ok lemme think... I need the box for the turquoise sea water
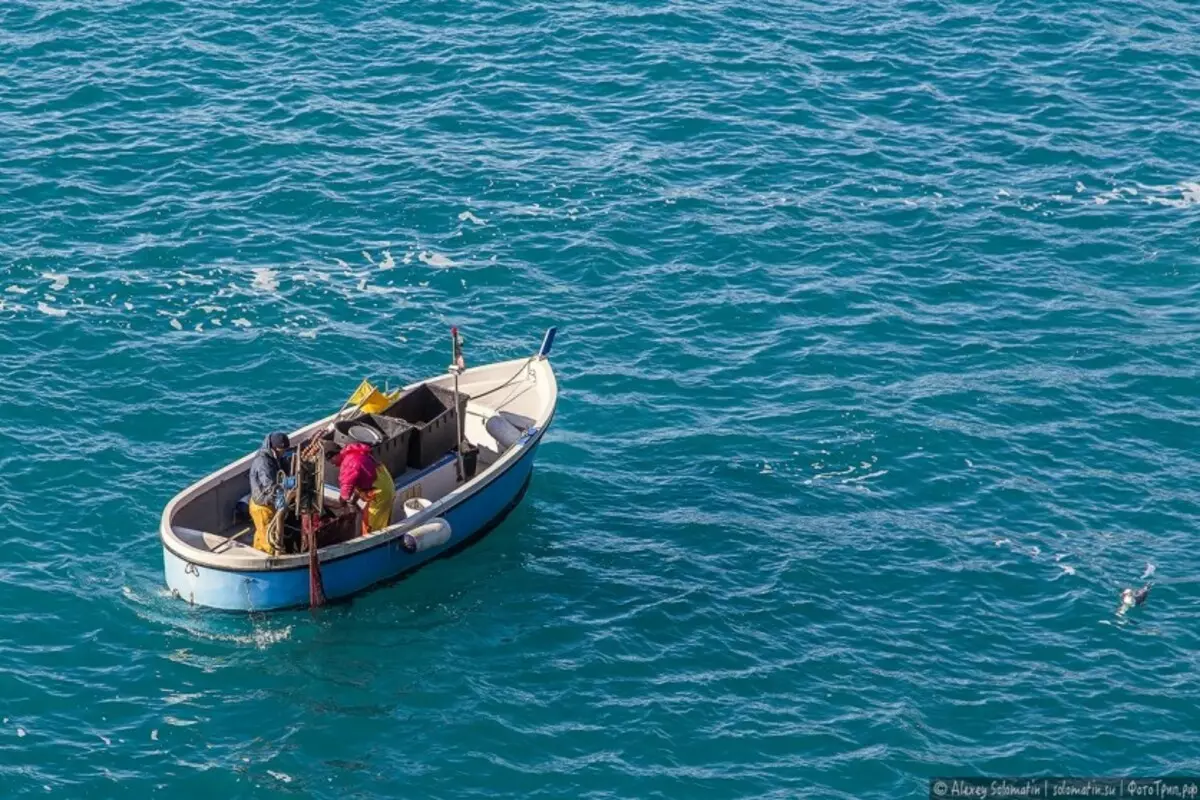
[2,0,1199,796]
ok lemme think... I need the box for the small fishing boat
[160,328,558,611]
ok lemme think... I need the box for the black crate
[365,414,413,477]
[332,417,384,447]
[381,383,469,469]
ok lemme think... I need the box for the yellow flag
[347,380,398,414]
[347,380,376,407]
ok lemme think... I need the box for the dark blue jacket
[249,435,289,507]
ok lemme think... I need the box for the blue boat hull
[163,437,541,611]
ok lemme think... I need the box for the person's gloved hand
[283,477,297,491]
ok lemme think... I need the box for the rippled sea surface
[2,0,1199,796]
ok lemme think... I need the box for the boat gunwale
[159,356,556,573]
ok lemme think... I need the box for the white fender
[486,414,524,451]
[401,519,452,554]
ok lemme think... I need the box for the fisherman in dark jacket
[249,432,293,554]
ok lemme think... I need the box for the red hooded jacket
[332,442,378,501]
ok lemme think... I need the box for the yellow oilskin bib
[250,502,277,554]
[363,464,395,534]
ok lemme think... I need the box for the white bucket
[403,497,432,519]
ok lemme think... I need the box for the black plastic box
[380,383,469,469]
[365,414,414,477]
[332,417,383,447]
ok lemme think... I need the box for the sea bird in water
[1117,585,1150,616]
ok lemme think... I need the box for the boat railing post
[450,327,465,483]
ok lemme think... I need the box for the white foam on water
[253,626,293,647]
[37,302,67,317]
[356,278,368,291]
[1075,181,1085,193]
[43,272,69,291]
[5,285,30,294]
[1050,194,1073,202]
[232,318,252,328]
[361,250,375,265]
[1137,181,1200,208]
[843,469,888,484]
[1141,562,1156,580]
[17,728,26,738]
[268,771,293,784]
[170,319,183,330]
[212,318,222,326]
[251,268,279,292]
[1146,197,1185,208]
[124,302,134,311]
[419,251,455,268]
[379,250,395,269]
[163,716,197,727]
[402,250,414,264]
[334,258,348,268]
[99,734,111,746]
[813,465,856,480]
[1058,565,1076,577]
[163,692,202,706]
[363,284,403,296]
[193,323,204,332]
[298,329,317,339]
[151,729,158,741]
[1029,546,1041,557]
[458,210,487,225]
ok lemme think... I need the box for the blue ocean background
[2,0,1199,796]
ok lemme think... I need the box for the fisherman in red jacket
[332,442,396,535]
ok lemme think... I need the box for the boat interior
[166,358,549,561]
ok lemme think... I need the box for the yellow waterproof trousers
[250,502,277,555]
[362,465,395,535]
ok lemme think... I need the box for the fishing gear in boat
[292,446,326,608]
